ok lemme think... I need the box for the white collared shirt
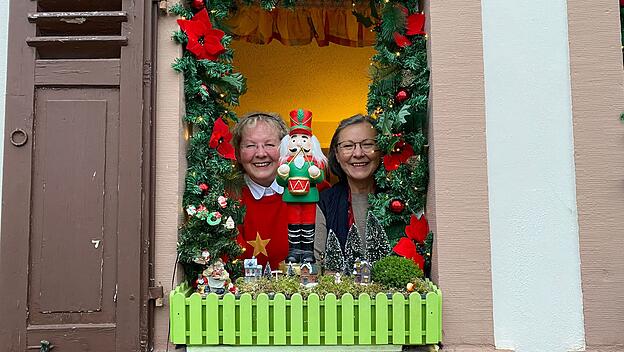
[244,175,284,200]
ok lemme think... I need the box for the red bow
[392,214,429,269]
[209,118,236,160]
[406,13,426,36]
[383,140,414,171]
[177,8,226,61]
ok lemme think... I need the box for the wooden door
[0,0,153,350]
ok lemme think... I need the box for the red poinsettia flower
[405,214,429,243]
[393,32,412,48]
[209,117,236,160]
[406,13,426,36]
[383,140,414,171]
[393,238,425,269]
[177,8,226,61]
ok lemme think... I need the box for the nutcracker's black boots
[287,224,316,263]
[287,224,302,263]
[300,224,315,263]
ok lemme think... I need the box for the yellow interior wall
[231,40,376,147]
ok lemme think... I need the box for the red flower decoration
[405,214,429,243]
[406,13,426,36]
[393,32,412,48]
[209,118,236,160]
[177,9,226,61]
[383,140,414,171]
[393,238,425,269]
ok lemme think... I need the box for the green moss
[371,256,423,289]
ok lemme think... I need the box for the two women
[233,112,380,267]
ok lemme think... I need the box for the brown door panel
[29,88,119,325]
[0,0,152,350]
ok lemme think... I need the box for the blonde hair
[231,112,288,153]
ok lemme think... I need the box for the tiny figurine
[193,249,211,265]
[277,109,327,264]
[195,273,209,295]
[228,281,239,295]
[334,272,342,284]
[406,282,415,293]
[300,262,318,286]
[244,257,263,282]
[204,258,229,294]
[286,262,296,277]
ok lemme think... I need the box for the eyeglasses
[336,139,378,154]
[242,143,278,152]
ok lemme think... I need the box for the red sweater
[237,186,289,268]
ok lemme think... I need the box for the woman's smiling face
[238,120,282,186]
[335,122,380,184]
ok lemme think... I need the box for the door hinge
[148,285,164,307]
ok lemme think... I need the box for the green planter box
[169,280,442,346]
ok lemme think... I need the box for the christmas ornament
[206,211,222,225]
[194,249,211,265]
[217,195,227,208]
[389,199,405,214]
[186,205,197,216]
[406,282,415,292]
[395,89,410,104]
[197,204,207,213]
[383,140,415,171]
[176,9,226,61]
[192,0,205,10]
[199,183,209,192]
[224,216,235,229]
[246,232,271,257]
[227,282,238,294]
[209,117,236,160]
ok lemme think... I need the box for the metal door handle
[10,128,28,147]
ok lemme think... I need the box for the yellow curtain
[224,3,376,47]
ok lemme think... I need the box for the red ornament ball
[389,199,405,214]
[395,89,410,104]
[199,183,209,192]
[192,0,205,9]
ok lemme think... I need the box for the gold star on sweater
[246,232,271,257]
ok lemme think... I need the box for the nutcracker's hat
[289,109,313,136]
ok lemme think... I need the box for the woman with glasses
[231,112,290,269]
[314,114,381,263]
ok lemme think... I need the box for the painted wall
[231,40,375,147]
[0,0,9,232]
[482,1,585,351]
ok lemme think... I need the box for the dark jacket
[317,181,350,251]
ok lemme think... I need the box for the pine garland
[173,0,432,282]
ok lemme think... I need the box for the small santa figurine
[203,258,229,294]
[277,109,327,264]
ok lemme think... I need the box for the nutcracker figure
[277,109,327,263]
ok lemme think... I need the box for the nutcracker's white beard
[294,154,305,168]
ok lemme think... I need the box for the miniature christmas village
[192,212,432,298]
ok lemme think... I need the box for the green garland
[172,0,431,281]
